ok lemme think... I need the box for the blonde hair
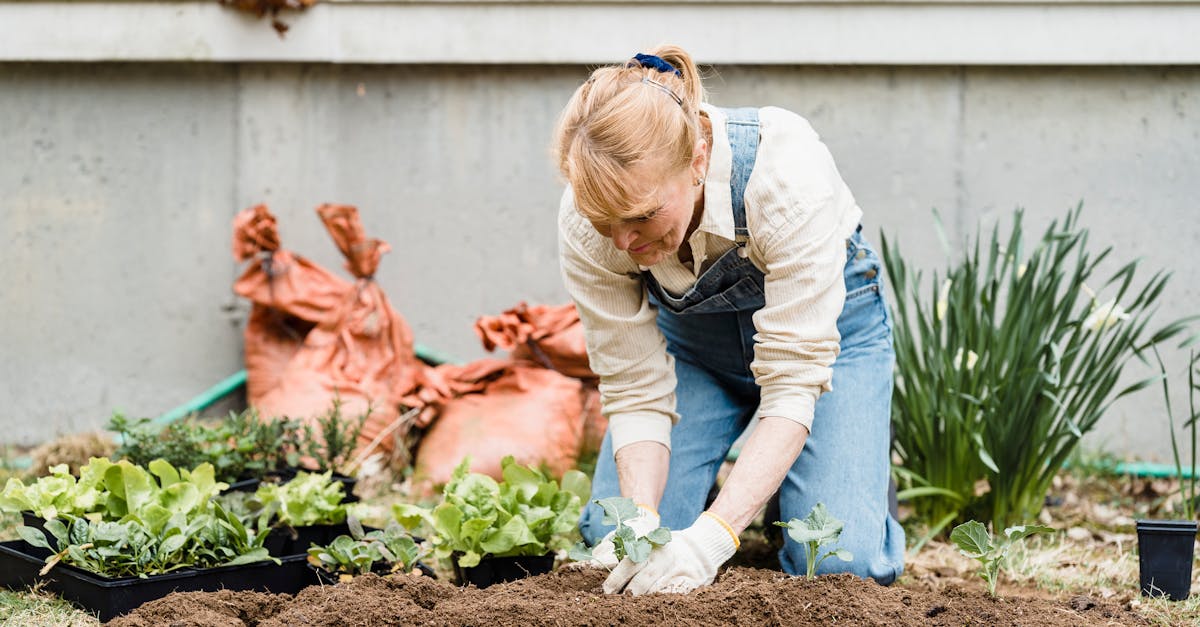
[554,44,706,222]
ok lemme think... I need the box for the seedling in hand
[568,497,671,565]
[774,502,853,579]
[950,519,1053,597]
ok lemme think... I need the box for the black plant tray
[0,540,318,622]
[20,511,47,536]
[264,522,361,557]
[454,553,555,588]
[222,476,263,494]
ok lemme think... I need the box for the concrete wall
[2,63,1197,460]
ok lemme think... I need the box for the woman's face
[589,162,703,267]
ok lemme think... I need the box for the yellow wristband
[701,511,741,549]
[635,503,660,517]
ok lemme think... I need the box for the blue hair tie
[629,53,682,77]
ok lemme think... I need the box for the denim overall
[579,107,906,583]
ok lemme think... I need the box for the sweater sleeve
[744,107,862,432]
[557,191,678,454]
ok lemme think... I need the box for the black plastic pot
[0,540,317,622]
[1136,519,1198,601]
[453,553,555,588]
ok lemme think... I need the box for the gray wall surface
[2,63,1197,460]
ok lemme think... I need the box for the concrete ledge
[1,1,1199,64]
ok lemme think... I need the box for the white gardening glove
[589,503,661,568]
[603,511,739,595]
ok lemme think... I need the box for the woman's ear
[691,138,708,177]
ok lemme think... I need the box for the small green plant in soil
[307,517,424,581]
[393,456,590,568]
[774,502,853,579]
[567,497,671,565]
[950,519,1054,597]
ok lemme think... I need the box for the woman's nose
[611,224,638,251]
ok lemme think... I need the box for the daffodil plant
[882,206,1198,537]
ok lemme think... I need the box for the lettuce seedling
[254,470,347,529]
[774,502,853,579]
[307,517,425,581]
[950,520,1053,597]
[568,497,671,565]
[393,456,591,569]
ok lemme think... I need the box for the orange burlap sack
[233,205,352,402]
[232,204,421,458]
[474,302,596,382]
[412,362,586,484]
[473,301,607,455]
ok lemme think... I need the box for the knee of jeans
[578,501,608,546]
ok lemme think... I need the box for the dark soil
[107,566,1148,627]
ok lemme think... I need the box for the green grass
[0,587,98,627]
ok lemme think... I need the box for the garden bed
[106,566,1148,627]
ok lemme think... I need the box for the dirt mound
[106,589,291,627]
[108,567,1148,627]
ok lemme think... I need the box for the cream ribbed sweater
[558,104,863,454]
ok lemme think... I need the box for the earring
[694,176,705,186]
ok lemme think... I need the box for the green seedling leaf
[623,537,652,563]
[1002,524,1055,544]
[949,520,992,558]
[643,527,672,546]
[17,525,51,550]
[596,497,639,527]
[348,515,365,541]
[950,519,1053,597]
[568,497,672,566]
[567,541,594,563]
[775,502,851,578]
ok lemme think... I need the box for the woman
[554,45,904,595]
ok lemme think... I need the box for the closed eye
[630,208,660,223]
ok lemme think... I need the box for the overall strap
[720,107,761,247]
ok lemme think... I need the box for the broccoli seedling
[950,520,1053,597]
[774,502,853,579]
[568,497,671,565]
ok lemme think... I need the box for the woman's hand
[602,512,738,595]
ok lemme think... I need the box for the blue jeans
[579,231,906,584]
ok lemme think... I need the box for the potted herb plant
[394,456,590,588]
[1136,350,1199,601]
[108,409,304,488]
